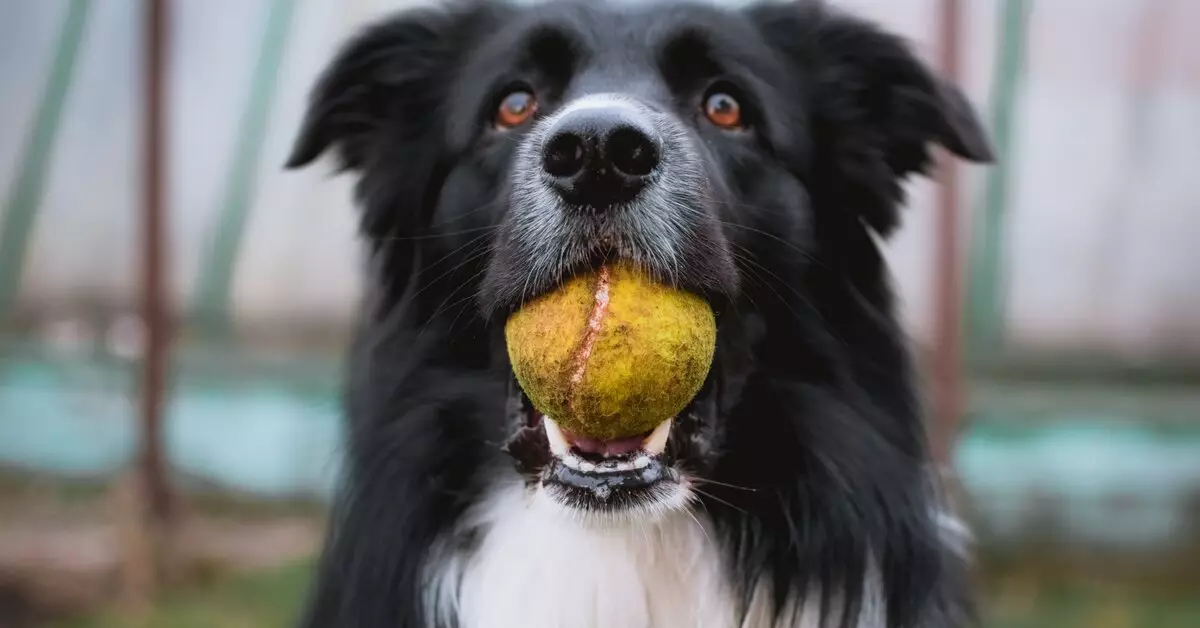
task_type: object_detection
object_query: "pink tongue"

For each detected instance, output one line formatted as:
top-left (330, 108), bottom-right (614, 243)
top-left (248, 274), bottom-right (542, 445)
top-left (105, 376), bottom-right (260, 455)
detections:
top-left (564, 430), bottom-right (646, 457)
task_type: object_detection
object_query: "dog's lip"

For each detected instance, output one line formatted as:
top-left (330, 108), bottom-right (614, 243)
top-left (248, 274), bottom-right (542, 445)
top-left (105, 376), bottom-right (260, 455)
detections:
top-left (541, 416), bottom-right (676, 496)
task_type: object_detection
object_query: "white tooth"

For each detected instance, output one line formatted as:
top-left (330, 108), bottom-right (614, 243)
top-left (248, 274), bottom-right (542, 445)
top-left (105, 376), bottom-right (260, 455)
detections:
top-left (562, 454), bottom-right (581, 469)
top-left (579, 461), bottom-right (596, 473)
top-left (615, 461), bottom-right (634, 472)
top-left (643, 418), bottom-right (672, 455)
top-left (543, 416), bottom-right (570, 456)
top-left (634, 456), bottom-right (650, 469)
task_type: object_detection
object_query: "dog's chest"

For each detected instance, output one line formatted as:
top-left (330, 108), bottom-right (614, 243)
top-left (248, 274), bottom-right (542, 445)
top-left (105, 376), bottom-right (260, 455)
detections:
top-left (439, 489), bottom-right (742, 628)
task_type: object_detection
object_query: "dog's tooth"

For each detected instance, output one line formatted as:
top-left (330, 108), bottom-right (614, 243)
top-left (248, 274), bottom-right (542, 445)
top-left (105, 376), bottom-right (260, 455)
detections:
top-left (562, 454), bottom-right (581, 469)
top-left (615, 461), bottom-right (634, 472)
top-left (543, 417), bottom-right (570, 456)
top-left (643, 418), bottom-right (672, 455)
top-left (634, 456), bottom-right (650, 469)
top-left (579, 461), bottom-right (596, 473)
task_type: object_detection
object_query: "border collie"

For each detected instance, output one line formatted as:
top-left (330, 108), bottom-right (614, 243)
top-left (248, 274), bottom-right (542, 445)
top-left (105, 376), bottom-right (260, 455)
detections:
top-left (285, 1), bottom-right (992, 626)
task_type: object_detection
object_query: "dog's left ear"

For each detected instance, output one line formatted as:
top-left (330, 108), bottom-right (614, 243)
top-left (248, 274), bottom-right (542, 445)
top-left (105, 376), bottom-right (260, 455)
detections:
top-left (749, 2), bottom-right (993, 236)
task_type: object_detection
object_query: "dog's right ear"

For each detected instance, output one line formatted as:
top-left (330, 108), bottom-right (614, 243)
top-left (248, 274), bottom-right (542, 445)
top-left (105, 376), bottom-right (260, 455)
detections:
top-left (285, 2), bottom-right (493, 172)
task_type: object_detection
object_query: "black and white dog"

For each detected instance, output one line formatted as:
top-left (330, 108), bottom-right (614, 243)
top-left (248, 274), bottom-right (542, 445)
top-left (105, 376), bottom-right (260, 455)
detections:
top-left (285, 0), bottom-right (992, 626)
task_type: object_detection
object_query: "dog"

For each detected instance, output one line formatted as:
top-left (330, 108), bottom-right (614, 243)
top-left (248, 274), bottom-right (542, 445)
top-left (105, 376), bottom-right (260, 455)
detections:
top-left (284, 0), bottom-right (992, 626)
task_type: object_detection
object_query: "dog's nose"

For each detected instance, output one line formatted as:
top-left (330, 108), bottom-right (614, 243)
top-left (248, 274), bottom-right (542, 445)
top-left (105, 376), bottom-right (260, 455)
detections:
top-left (541, 106), bottom-right (660, 208)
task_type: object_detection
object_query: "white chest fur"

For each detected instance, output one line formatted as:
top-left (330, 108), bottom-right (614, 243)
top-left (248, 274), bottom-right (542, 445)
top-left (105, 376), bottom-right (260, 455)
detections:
top-left (431, 483), bottom-right (736, 628)
top-left (426, 483), bottom-right (878, 628)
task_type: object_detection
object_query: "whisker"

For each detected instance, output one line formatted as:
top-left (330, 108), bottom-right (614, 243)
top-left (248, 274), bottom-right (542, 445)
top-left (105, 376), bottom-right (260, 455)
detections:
top-left (691, 476), bottom-right (757, 492)
top-left (729, 247), bottom-right (810, 326)
top-left (726, 251), bottom-right (764, 311)
top-left (692, 487), bottom-right (747, 515)
top-left (440, 268), bottom-right (491, 337)
top-left (375, 224), bottom-right (498, 242)
top-left (408, 245), bottom-right (493, 304)
top-left (682, 506), bottom-right (714, 546)
top-left (707, 205), bottom-right (827, 269)
top-left (731, 242), bottom-right (849, 348)
top-left (426, 202), bottom-right (498, 228)
top-left (412, 232), bottom-right (495, 278)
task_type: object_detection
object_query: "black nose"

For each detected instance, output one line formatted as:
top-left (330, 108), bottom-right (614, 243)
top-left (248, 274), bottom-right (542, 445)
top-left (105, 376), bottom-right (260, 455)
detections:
top-left (540, 106), bottom-right (660, 209)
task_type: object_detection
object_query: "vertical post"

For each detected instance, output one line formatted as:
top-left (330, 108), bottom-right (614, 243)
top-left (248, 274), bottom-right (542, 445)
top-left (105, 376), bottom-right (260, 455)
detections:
top-left (119, 0), bottom-right (175, 610)
top-left (931, 0), bottom-right (965, 468)
top-left (140, 0), bottom-right (174, 545)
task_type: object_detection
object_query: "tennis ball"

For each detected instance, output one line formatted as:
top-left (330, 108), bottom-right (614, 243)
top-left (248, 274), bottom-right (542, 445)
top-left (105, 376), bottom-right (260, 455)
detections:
top-left (505, 262), bottom-right (716, 442)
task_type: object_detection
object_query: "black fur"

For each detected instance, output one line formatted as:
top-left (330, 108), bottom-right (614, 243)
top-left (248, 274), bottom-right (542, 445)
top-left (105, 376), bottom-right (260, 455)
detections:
top-left (285, 1), bottom-right (992, 626)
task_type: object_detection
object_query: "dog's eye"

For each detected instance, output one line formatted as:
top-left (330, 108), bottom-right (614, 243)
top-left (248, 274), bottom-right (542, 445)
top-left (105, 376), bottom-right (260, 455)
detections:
top-left (496, 90), bottom-right (538, 129)
top-left (703, 92), bottom-right (742, 129)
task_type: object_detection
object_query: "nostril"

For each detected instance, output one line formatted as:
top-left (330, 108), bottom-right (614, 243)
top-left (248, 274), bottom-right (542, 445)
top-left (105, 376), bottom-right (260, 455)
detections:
top-left (607, 128), bottom-right (658, 177)
top-left (542, 133), bottom-right (587, 178)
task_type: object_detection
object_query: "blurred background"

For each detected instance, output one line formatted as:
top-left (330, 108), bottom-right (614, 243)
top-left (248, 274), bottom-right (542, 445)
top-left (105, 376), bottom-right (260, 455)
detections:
top-left (1, 0), bottom-right (1197, 626)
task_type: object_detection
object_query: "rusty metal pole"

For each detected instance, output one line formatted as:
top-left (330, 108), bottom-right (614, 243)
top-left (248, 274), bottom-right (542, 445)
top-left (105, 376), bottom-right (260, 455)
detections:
top-left (931, 0), bottom-right (965, 469)
top-left (140, 0), bottom-right (175, 539)
top-left (119, 0), bottom-right (176, 610)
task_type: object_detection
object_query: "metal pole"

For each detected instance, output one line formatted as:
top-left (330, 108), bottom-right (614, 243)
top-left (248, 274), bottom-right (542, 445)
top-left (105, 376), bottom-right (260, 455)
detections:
top-left (931, 0), bottom-right (965, 468)
top-left (117, 0), bottom-right (175, 609)
top-left (140, 0), bottom-right (174, 526)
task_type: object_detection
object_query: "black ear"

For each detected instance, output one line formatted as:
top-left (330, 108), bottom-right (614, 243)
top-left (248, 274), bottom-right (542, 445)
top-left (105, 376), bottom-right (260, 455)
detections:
top-left (749, 2), bottom-right (993, 236)
top-left (285, 1), bottom-right (493, 172)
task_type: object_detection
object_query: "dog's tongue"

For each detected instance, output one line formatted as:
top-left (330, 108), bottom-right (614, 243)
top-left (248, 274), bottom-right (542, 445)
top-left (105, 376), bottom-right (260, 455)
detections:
top-left (563, 429), bottom-right (645, 457)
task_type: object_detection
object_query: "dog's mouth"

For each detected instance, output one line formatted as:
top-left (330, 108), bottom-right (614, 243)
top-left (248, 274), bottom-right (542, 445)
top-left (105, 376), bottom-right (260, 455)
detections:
top-left (542, 413), bottom-right (675, 487)
top-left (503, 383), bottom-right (688, 514)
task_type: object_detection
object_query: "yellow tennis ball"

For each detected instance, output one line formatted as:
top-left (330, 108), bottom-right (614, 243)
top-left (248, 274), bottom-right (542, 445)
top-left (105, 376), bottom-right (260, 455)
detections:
top-left (505, 262), bottom-right (716, 441)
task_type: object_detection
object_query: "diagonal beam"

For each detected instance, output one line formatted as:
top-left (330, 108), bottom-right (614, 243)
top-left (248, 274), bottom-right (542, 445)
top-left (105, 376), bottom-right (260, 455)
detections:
top-left (0, 0), bottom-right (91, 323)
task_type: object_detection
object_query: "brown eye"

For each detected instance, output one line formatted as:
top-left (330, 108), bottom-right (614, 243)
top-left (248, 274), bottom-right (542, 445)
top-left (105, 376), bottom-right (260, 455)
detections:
top-left (496, 90), bottom-right (537, 128)
top-left (704, 92), bottom-right (742, 129)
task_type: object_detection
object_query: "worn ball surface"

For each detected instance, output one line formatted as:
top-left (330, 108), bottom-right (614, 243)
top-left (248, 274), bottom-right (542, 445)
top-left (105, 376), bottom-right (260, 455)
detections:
top-left (505, 262), bottom-right (716, 441)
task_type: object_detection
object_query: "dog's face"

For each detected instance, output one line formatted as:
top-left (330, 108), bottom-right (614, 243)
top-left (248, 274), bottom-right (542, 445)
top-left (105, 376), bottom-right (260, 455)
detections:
top-left (288, 0), bottom-right (990, 521)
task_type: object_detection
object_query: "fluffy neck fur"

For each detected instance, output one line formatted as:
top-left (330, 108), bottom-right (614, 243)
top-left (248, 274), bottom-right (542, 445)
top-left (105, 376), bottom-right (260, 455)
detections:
top-left (427, 481), bottom-right (889, 628)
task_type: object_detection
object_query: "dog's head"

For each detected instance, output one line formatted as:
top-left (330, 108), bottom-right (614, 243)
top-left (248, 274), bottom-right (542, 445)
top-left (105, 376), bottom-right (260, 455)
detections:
top-left (288, 0), bottom-right (990, 521)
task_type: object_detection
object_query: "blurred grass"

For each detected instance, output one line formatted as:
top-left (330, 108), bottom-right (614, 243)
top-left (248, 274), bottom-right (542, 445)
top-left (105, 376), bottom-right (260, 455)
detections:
top-left (985, 585), bottom-right (1200, 628)
top-left (45, 558), bottom-right (1200, 628)
top-left (52, 562), bottom-right (311, 628)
